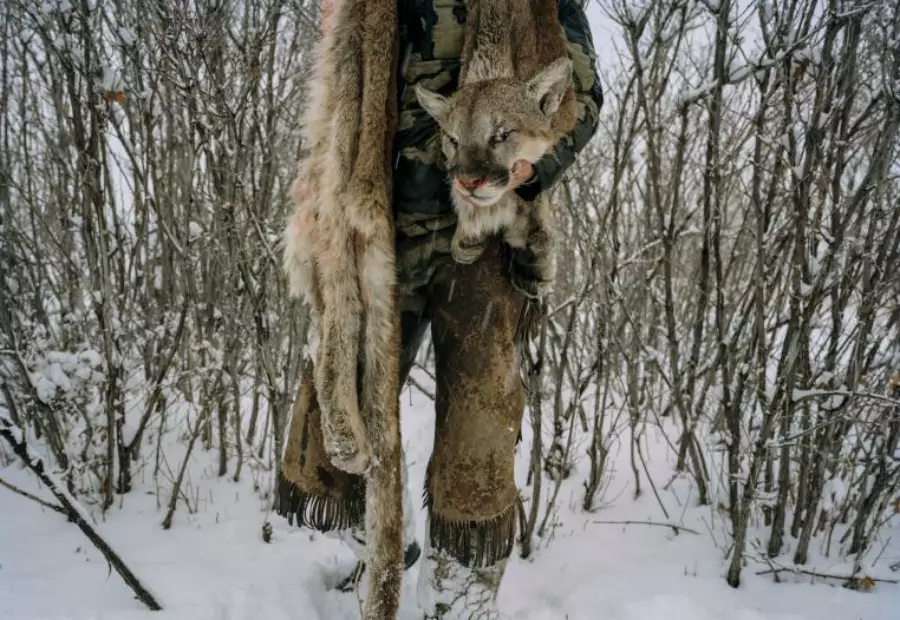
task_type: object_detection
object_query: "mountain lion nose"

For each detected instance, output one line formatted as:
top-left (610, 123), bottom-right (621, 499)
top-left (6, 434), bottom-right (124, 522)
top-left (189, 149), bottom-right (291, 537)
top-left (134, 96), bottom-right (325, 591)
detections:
top-left (456, 175), bottom-right (487, 192)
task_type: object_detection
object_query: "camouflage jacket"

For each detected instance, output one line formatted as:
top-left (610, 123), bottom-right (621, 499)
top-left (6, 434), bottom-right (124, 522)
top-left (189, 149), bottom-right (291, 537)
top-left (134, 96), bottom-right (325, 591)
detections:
top-left (393, 0), bottom-right (603, 220)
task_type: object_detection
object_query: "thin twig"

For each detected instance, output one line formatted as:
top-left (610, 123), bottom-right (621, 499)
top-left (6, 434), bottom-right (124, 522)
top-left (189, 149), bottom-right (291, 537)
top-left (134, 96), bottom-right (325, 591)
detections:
top-left (756, 566), bottom-right (898, 585)
top-left (413, 362), bottom-right (435, 382)
top-left (0, 476), bottom-right (68, 515)
top-left (405, 375), bottom-right (435, 401)
top-left (127, 297), bottom-right (191, 450)
top-left (792, 389), bottom-right (900, 410)
top-left (591, 519), bottom-right (700, 536)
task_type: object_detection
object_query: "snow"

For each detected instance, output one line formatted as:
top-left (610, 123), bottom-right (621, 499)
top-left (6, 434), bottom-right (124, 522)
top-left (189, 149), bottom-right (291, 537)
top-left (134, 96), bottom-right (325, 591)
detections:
top-left (39, 0), bottom-right (72, 13)
top-left (79, 350), bottom-right (104, 369)
top-left (188, 222), bottom-right (204, 240)
top-left (118, 28), bottom-right (136, 46)
top-left (2, 370), bottom-right (898, 620)
top-left (821, 479), bottom-right (848, 513)
top-left (28, 371), bottom-right (59, 404)
top-left (25, 348), bottom-right (106, 404)
top-left (97, 66), bottom-right (123, 93)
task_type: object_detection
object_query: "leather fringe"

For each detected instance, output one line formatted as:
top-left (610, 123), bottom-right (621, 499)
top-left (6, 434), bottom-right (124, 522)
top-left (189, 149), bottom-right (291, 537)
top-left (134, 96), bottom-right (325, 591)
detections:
top-left (424, 488), bottom-right (527, 569)
top-left (275, 471), bottom-right (365, 532)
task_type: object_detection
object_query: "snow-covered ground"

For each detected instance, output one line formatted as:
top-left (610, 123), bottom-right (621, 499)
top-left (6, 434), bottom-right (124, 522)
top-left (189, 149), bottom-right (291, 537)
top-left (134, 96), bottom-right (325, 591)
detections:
top-left (2, 366), bottom-right (898, 620)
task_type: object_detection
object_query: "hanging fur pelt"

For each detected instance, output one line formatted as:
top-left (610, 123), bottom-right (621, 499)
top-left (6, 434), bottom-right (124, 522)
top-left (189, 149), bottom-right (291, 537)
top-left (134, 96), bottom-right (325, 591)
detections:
top-left (281, 0), bottom-right (403, 617)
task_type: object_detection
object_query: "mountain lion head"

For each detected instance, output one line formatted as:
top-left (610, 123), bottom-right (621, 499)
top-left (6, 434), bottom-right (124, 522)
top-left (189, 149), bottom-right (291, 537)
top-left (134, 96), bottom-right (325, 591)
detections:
top-left (414, 57), bottom-right (573, 208)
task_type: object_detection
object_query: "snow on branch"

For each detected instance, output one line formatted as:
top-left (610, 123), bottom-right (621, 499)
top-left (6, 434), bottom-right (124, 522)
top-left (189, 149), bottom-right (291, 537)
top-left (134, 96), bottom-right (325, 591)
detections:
top-left (676, 20), bottom-right (839, 110)
top-left (678, 46), bottom-right (803, 108)
top-left (791, 388), bottom-right (900, 410)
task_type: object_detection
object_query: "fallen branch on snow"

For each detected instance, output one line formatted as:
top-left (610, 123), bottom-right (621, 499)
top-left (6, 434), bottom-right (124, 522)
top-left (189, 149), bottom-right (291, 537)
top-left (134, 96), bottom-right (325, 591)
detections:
top-left (0, 413), bottom-right (163, 611)
top-left (756, 565), bottom-right (899, 586)
top-left (0, 475), bottom-right (67, 515)
top-left (591, 519), bottom-right (700, 536)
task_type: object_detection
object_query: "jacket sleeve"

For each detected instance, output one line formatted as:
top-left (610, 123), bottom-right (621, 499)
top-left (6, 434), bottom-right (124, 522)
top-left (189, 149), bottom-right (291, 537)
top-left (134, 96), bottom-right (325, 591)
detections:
top-left (515, 0), bottom-right (604, 202)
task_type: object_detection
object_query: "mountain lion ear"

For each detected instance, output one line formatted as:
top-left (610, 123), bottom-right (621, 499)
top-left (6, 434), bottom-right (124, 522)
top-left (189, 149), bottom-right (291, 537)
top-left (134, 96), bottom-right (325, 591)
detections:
top-left (526, 57), bottom-right (573, 117)
top-left (415, 84), bottom-right (451, 124)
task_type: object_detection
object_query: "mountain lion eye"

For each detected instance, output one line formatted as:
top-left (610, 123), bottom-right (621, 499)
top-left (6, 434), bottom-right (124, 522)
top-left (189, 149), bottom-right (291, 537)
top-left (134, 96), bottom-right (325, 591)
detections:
top-left (445, 133), bottom-right (459, 147)
top-left (491, 128), bottom-right (511, 145)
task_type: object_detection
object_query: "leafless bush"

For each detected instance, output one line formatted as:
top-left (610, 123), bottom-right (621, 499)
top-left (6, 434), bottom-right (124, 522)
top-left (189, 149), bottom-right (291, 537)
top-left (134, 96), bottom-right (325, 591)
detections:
top-left (519, 0), bottom-right (900, 587)
top-left (1, 0), bottom-right (317, 520)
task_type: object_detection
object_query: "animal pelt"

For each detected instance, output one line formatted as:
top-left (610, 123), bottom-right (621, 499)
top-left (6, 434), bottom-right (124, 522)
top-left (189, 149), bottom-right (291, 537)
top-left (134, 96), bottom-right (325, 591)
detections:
top-left (461, 0), bottom-right (578, 132)
top-left (281, 0), bottom-right (403, 617)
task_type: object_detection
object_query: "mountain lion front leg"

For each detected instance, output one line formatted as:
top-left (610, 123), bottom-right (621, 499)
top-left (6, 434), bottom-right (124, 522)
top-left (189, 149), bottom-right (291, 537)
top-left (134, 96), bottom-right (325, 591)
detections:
top-left (508, 195), bottom-right (556, 299)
